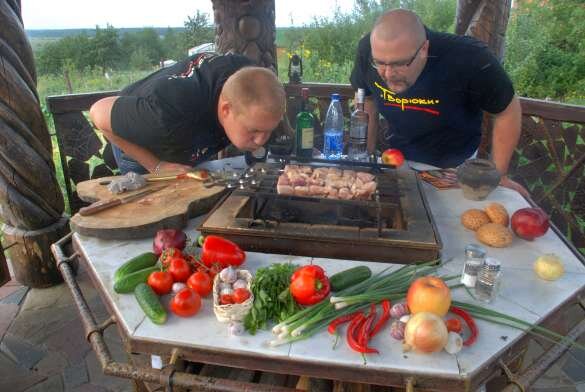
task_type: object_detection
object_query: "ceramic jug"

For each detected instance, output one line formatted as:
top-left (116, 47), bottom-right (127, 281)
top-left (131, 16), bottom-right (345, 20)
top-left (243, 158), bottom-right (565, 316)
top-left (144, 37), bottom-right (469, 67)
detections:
top-left (456, 159), bottom-right (501, 201)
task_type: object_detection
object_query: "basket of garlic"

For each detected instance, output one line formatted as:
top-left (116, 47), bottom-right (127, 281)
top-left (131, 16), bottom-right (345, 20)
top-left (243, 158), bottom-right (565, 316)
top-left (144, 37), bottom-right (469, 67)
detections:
top-left (212, 266), bottom-right (254, 323)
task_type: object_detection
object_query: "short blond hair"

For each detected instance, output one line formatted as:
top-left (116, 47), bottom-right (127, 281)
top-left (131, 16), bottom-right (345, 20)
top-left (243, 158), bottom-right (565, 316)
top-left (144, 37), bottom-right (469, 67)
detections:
top-left (222, 67), bottom-right (286, 116)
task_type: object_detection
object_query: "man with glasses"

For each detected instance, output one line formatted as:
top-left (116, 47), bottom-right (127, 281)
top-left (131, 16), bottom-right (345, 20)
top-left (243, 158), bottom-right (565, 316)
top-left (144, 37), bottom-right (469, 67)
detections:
top-left (351, 9), bottom-right (526, 195)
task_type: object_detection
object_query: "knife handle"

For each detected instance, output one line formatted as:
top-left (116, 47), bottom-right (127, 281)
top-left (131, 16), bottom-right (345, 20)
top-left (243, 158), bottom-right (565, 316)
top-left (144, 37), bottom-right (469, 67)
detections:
top-left (79, 198), bottom-right (122, 216)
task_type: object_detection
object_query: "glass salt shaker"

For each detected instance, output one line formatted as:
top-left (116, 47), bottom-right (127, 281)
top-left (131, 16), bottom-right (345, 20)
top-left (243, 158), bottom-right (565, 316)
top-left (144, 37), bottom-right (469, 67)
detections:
top-left (460, 244), bottom-right (486, 288)
top-left (475, 257), bottom-right (502, 303)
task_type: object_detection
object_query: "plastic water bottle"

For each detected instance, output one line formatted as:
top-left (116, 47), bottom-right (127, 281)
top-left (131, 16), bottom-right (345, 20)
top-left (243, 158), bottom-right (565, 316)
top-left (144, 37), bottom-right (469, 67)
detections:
top-left (323, 93), bottom-right (344, 160)
top-left (348, 88), bottom-right (368, 161)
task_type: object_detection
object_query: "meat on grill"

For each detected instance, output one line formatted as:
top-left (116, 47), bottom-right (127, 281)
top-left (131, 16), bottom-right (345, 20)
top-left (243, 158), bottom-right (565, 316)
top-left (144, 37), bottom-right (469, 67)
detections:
top-left (278, 165), bottom-right (377, 200)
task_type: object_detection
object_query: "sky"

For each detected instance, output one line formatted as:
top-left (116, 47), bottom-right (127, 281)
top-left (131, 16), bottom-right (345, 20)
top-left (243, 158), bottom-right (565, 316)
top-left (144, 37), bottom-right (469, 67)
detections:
top-left (22, 0), bottom-right (356, 30)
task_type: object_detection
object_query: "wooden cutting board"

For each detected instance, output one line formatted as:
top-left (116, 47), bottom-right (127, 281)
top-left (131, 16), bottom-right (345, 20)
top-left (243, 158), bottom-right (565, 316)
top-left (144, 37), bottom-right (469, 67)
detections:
top-left (70, 176), bottom-right (227, 239)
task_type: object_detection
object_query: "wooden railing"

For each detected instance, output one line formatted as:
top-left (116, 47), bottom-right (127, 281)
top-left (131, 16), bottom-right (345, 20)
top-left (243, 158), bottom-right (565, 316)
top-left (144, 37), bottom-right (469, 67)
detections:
top-left (46, 84), bottom-right (585, 254)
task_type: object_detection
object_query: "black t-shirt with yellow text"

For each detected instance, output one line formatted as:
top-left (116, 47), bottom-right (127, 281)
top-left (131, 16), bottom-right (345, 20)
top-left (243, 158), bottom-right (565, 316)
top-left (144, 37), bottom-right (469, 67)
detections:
top-left (350, 29), bottom-right (515, 168)
top-left (111, 53), bottom-right (253, 165)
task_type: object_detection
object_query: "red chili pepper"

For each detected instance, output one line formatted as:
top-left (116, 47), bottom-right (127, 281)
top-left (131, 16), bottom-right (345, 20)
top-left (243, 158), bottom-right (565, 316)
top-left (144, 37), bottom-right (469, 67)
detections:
top-left (450, 306), bottom-right (478, 346)
top-left (359, 313), bottom-right (377, 349)
top-left (328, 311), bottom-right (361, 335)
top-left (289, 265), bottom-right (331, 306)
top-left (347, 313), bottom-right (377, 354)
top-left (200, 235), bottom-right (246, 268)
top-left (369, 299), bottom-right (391, 338)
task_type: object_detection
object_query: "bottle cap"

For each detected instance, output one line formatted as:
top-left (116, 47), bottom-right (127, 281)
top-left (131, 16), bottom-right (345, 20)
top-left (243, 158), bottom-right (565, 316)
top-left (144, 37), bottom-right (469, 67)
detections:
top-left (465, 244), bottom-right (486, 260)
top-left (301, 87), bottom-right (309, 99)
top-left (482, 257), bottom-right (501, 271)
top-left (331, 93), bottom-right (340, 101)
top-left (357, 88), bottom-right (365, 102)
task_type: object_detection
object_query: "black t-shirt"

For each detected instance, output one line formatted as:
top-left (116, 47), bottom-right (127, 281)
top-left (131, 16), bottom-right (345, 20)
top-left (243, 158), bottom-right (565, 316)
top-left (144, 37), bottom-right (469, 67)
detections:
top-left (350, 29), bottom-right (515, 168)
top-left (111, 53), bottom-right (254, 165)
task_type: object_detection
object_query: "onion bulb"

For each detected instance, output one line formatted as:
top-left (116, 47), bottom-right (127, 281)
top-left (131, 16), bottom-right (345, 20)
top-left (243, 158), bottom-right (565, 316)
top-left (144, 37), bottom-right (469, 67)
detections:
top-left (404, 312), bottom-right (448, 353)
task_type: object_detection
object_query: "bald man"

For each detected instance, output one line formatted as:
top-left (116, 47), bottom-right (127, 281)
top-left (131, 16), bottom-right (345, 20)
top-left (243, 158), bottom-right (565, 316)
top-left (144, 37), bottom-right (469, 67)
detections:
top-left (90, 53), bottom-right (285, 174)
top-left (351, 9), bottom-right (526, 195)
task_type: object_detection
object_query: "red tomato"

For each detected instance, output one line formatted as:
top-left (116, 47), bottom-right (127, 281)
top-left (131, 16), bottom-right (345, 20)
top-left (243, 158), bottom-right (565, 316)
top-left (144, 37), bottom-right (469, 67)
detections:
top-left (147, 271), bottom-right (173, 295)
top-left (232, 288), bottom-right (251, 304)
top-left (170, 288), bottom-right (201, 317)
top-left (159, 247), bottom-right (183, 268)
top-left (187, 271), bottom-right (213, 297)
top-left (381, 148), bottom-right (405, 167)
top-left (445, 318), bottom-right (463, 333)
top-left (219, 293), bottom-right (234, 305)
top-left (167, 257), bottom-right (192, 282)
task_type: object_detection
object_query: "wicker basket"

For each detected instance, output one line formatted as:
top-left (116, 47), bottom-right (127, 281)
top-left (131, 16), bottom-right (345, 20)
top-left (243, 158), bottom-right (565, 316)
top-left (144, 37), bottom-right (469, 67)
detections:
top-left (212, 269), bottom-right (254, 323)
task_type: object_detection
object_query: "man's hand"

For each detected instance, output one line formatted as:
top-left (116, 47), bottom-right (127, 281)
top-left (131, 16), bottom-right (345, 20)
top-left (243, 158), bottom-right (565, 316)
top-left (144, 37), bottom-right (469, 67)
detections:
top-left (500, 176), bottom-right (531, 200)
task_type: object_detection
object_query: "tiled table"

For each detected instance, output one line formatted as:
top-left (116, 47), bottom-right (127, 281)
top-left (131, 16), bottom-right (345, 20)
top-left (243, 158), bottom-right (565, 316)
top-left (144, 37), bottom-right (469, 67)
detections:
top-left (65, 159), bottom-right (585, 391)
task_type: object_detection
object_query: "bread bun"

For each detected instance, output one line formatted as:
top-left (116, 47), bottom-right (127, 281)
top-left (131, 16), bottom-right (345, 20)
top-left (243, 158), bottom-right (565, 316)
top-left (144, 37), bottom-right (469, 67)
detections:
top-left (476, 223), bottom-right (513, 248)
top-left (484, 203), bottom-right (509, 226)
top-left (461, 209), bottom-right (491, 231)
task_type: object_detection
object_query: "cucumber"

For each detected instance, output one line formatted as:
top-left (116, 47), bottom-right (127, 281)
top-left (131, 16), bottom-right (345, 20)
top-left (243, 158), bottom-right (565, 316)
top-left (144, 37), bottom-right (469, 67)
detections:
top-left (113, 266), bottom-right (159, 294)
top-left (134, 283), bottom-right (167, 325)
top-left (329, 266), bottom-right (372, 292)
top-left (114, 252), bottom-right (158, 283)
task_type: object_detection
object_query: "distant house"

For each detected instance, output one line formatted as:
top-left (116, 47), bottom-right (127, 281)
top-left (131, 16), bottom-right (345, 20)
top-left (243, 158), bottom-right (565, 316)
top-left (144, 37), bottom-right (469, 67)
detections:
top-left (188, 42), bottom-right (216, 56)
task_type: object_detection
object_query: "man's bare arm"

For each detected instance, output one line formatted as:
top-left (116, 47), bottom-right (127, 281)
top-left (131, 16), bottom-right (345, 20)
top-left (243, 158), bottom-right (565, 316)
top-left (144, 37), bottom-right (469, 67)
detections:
top-left (490, 96), bottom-right (529, 197)
top-left (89, 97), bottom-right (190, 173)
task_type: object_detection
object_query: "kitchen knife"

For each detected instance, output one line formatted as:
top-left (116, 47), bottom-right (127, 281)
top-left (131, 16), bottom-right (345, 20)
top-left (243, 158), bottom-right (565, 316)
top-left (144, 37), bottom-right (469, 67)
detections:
top-left (78, 185), bottom-right (167, 216)
top-left (146, 169), bottom-right (209, 182)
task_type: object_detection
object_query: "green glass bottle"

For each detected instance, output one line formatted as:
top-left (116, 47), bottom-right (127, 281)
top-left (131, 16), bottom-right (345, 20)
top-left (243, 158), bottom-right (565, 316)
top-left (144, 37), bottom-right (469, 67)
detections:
top-left (295, 87), bottom-right (315, 158)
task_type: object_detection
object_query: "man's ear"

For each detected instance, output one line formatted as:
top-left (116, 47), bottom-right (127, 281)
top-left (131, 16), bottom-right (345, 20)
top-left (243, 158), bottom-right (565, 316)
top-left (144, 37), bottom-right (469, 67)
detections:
top-left (217, 95), bottom-right (232, 120)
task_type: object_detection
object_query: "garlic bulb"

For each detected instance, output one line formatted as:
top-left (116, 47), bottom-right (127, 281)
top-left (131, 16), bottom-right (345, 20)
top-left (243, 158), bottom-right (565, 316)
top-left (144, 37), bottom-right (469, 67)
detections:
top-left (390, 303), bottom-right (409, 319)
top-left (232, 279), bottom-right (248, 290)
top-left (390, 320), bottom-right (406, 340)
top-left (219, 267), bottom-right (238, 284)
top-left (228, 322), bottom-right (244, 336)
top-left (444, 332), bottom-right (463, 354)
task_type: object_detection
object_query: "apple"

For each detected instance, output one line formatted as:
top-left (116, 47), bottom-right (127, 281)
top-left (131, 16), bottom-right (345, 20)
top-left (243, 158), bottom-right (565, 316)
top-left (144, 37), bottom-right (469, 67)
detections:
top-left (406, 276), bottom-right (451, 317)
top-left (534, 253), bottom-right (564, 281)
top-left (381, 148), bottom-right (405, 167)
top-left (511, 207), bottom-right (549, 241)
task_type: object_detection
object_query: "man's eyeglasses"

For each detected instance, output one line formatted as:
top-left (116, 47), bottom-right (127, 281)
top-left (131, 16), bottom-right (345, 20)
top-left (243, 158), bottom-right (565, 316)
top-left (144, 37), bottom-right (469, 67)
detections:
top-left (371, 41), bottom-right (426, 71)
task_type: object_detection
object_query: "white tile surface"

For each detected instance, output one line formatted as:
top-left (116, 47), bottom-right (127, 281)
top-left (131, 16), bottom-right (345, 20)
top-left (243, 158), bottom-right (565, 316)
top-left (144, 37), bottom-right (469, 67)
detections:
top-left (72, 165), bottom-right (585, 382)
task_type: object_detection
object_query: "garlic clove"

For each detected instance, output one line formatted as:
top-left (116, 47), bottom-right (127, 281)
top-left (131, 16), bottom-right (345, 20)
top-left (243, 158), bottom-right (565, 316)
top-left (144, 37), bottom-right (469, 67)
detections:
top-left (444, 332), bottom-right (463, 354)
top-left (399, 314), bottom-right (411, 324)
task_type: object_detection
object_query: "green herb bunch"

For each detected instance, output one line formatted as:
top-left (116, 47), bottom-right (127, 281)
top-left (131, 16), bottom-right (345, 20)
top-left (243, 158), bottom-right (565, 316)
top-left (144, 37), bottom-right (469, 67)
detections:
top-left (244, 263), bottom-right (301, 334)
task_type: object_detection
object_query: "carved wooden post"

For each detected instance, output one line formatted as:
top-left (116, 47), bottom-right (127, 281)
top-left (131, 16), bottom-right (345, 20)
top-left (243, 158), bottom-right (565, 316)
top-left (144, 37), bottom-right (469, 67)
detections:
top-left (455, 0), bottom-right (512, 158)
top-left (212, 0), bottom-right (277, 71)
top-left (0, 0), bottom-right (68, 287)
top-left (212, 0), bottom-right (293, 154)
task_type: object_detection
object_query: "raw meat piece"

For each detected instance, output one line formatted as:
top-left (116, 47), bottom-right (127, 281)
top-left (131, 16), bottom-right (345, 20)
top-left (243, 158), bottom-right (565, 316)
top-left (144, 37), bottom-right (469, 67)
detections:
top-left (357, 172), bottom-right (375, 182)
top-left (277, 184), bottom-right (294, 195)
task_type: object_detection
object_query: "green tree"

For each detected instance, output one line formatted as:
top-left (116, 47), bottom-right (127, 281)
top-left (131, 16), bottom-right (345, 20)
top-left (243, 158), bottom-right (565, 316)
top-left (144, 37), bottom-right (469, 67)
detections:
top-left (505, 0), bottom-right (585, 103)
top-left (183, 10), bottom-right (214, 49)
top-left (163, 27), bottom-right (186, 61)
top-left (91, 24), bottom-right (121, 73)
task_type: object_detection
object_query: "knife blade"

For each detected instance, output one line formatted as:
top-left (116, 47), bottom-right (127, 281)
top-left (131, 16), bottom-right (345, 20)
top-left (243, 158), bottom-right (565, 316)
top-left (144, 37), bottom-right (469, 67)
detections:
top-left (146, 169), bottom-right (209, 182)
top-left (78, 185), bottom-right (167, 216)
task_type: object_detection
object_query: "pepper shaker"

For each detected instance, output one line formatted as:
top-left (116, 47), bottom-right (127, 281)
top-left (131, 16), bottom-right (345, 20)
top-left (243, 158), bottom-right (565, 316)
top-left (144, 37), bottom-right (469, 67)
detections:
top-left (475, 257), bottom-right (502, 303)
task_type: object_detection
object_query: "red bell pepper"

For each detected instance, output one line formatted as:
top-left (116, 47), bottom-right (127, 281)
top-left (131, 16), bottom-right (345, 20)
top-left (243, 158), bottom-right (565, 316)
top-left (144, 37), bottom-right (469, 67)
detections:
top-left (289, 265), bottom-right (331, 306)
top-left (200, 235), bottom-right (246, 268)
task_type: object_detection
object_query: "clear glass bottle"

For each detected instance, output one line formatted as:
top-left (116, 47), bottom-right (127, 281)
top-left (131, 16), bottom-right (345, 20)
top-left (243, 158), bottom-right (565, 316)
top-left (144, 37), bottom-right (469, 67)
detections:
top-left (323, 93), bottom-right (344, 160)
top-left (475, 257), bottom-right (502, 303)
top-left (295, 87), bottom-right (315, 158)
top-left (348, 88), bottom-right (368, 161)
top-left (460, 244), bottom-right (487, 288)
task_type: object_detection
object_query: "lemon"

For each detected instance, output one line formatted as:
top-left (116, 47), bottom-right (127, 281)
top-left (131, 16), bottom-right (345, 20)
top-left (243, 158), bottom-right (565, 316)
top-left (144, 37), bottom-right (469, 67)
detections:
top-left (534, 254), bottom-right (564, 281)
